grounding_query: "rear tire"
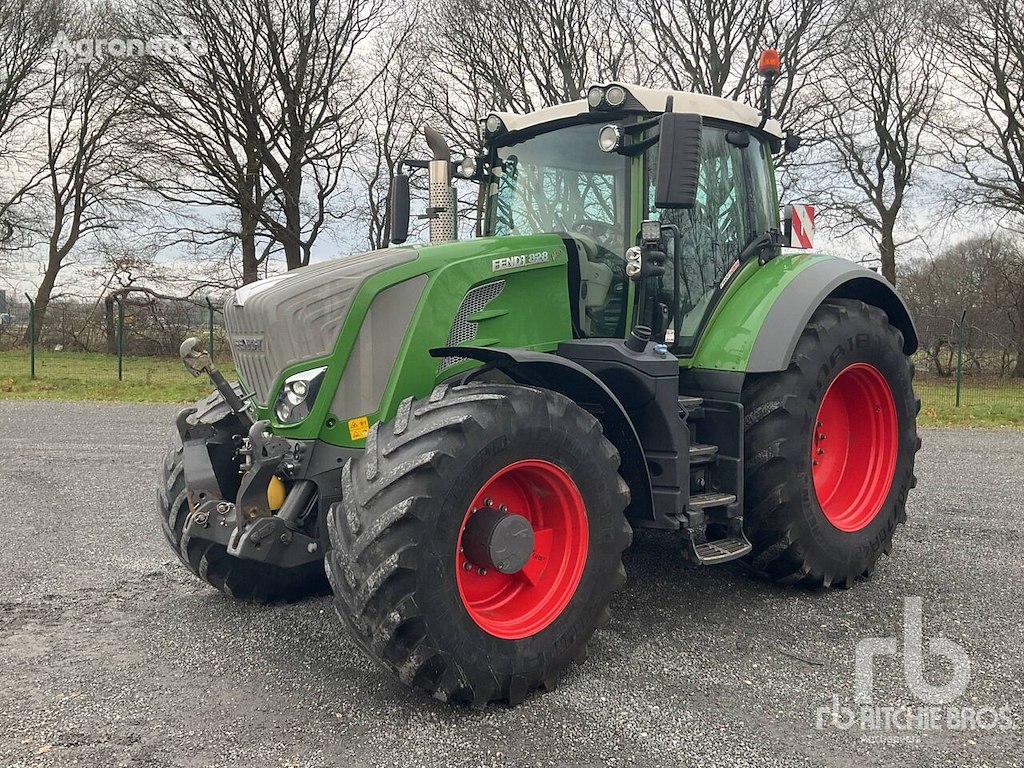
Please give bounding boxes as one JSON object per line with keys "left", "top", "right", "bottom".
{"left": 325, "top": 383, "right": 631, "bottom": 706}
{"left": 156, "top": 389, "right": 330, "bottom": 603}
{"left": 740, "top": 299, "right": 920, "bottom": 587}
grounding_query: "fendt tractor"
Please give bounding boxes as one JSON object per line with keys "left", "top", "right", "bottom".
{"left": 159, "top": 51, "right": 920, "bottom": 706}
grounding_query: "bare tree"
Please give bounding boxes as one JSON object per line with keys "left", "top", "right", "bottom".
{"left": 901, "top": 234, "right": 1024, "bottom": 376}
{"left": 250, "top": 0, "right": 388, "bottom": 269}
{"left": 89, "top": 246, "right": 206, "bottom": 353}
{"left": 130, "top": 0, "right": 280, "bottom": 284}
{"left": 425, "top": 0, "right": 633, "bottom": 150}
{"left": 983, "top": 237, "right": 1024, "bottom": 376}
{"left": 0, "top": 0, "right": 65, "bottom": 245}
{"left": 804, "top": 0, "right": 940, "bottom": 285}
{"left": 632, "top": 0, "right": 769, "bottom": 98}
{"left": 21, "top": 21, "right": 139, "bottom": 340}
{"left": 629, "top": 0, "right": 845, "bottom": 144}
{"left": 133, "top": 0, "right": 389, "bottom": 281}
{"left": 348, "top": 18, "right": 429, "bottom": 250}
{"left": 935, "top": 0, "right": 1024, "bottom": 230}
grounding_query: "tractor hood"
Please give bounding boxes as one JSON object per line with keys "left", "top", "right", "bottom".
{"left": 223, "top": 248, "right": 418, "bottom": 404}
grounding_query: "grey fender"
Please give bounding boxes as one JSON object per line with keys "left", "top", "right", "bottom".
{"left": 747, "top": 259, "right": 919, "bottom": 373}
{"left": 430, "top": 346, "right": 656, "bottom": 525}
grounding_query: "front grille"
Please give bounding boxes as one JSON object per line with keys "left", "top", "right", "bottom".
{"left": 223, "top": 248, "right": 417, "bottom": 404}
{"left": 438, "top": 280, "right": 505, "bottom": 371}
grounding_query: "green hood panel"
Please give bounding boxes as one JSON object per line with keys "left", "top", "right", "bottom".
{"left": 240, "top": 234, "right": 574, "bottom": 445}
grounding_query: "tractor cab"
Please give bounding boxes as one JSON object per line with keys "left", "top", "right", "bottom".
{"left": 478, "top": 84, "right": 784, "bottom": 354}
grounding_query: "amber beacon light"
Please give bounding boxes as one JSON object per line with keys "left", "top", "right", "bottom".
{"left": 758, "top": 48, "right": 781, "bottom": 78}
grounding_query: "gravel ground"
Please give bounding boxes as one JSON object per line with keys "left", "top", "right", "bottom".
{"left": 0, "top": 399, "right": 1021, "bottom": 768}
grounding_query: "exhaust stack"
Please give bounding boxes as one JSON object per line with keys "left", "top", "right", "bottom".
{"left": 425, "top": 127, "right": 457, "bottom": 244}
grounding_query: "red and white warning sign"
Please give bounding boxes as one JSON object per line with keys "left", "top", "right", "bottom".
{"left": 785, "top": 204, "right": 815, "bottom": 249}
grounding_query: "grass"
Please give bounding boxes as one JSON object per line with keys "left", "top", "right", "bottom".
{"left": 0, "top": 350, "right": 237, "bottom": 403}
{"left": 914, "top": 377, "right": 1024, "bottom": 429}
{"left": 0, "top": 350, "right": 1021, "bottom": 428}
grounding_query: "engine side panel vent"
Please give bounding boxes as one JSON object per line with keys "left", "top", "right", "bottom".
{"left": 439, "top": 280, "right": 505, "bottom": 371}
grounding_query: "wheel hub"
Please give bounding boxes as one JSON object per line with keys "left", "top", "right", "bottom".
{"left": 462, "top": 506, "right": 535, "bottom": 574}
{"left": 455, "top": 459, "right": 589, "bottom": 640}
{"left": 811, "top": 362, "right": 898, "bottom": 532}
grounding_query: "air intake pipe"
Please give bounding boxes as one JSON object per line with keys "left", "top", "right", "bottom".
{"left": 425, "top": 127, "right": 457, "bottom": 244}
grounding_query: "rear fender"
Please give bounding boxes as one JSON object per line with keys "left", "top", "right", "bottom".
{"left": 694, "top": 255, "right": 918, "bottom": 375}
{"left": 430, "top": 346, "right": 656, "bottom": 526}
{"left": 747, "top": 260, "right": 918, "bottom": 373}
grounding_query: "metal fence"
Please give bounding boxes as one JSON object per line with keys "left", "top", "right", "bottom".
{"left": 918, "top": 367, "right": 1024, "bottom": 409}
{"left": 912, "top": 310, "right": 1024, "bottom": 413}
{"left": 1, "top": 290, "right": 1022, "bottom": 419}
{"left": 0, "top": 288, "right": 231, "bottom": 385}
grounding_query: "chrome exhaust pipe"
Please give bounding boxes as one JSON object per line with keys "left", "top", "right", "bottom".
{"left": 425, "top": 127, "right": 457, "bottom": 244}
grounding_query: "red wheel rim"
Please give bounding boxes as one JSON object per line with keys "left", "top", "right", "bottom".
{"left": 811, "top": 363, "right": 898, "bottom": 532}
{"left": 455, "top": 459, "right": 589, "bottom": 639}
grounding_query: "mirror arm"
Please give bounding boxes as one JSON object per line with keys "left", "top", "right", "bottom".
{"left": 622, "top": 115, "right": 661, "bottom": 136}
{"left": 738, "top": 229, "right": 786, "bottom": 265}
{"left": 659, "top": 222, "right": 681, "bottom": 349}
{"left": 619, "top": 135, "right": 659, "bottom": 157}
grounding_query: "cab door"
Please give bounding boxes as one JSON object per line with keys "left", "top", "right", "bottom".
{"left": 641, "top": 124, "right": 776, "bottom": 354}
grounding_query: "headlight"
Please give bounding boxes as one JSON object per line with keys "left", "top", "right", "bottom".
{"left": 598, "top": 124, "right": 622, "bottom": 153}
{"left": 625, "top": 246, "right": 643, "bottom": 279}
{"left": 456, "top": 156, "right": 477, "bottom": 179}
{"left": 605, "top": 85, "right": 626, "bottom": 107}
{"left": 484, "top": 114, "right": 505, "bottom": 136}
{"left": 587, "top": 84, "right": 632, "bottom": 110}
{"left": 273, "top": 366, "right": 327, "bottom": 424}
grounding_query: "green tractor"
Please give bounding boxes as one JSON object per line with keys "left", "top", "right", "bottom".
{"left": 160, "top": 55, "right": 919, "bottom": 706}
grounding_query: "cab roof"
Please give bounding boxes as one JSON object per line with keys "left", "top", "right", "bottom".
{"left": 489, "top": 82, "right": 784, "bottom": 141}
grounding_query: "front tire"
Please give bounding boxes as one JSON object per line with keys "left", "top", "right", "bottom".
{"left": 325, "top": 383, "right": 631, "bottom": 706}
{"left": 156, "top": 389, "right": 330, "bottom": 603}
{"left": 740, "top": 299, "right": 920, "bottom": 587}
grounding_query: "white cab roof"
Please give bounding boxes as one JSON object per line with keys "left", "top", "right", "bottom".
{"left": 490, "top": 82, "right": 784, "bottom": 140}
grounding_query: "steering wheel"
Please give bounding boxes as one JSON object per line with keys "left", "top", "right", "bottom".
{"left": 566, "top": 230, "right": 623, "bottom": 267}
{"left": 571, "top": 218, "right": 617, "bottom": 240}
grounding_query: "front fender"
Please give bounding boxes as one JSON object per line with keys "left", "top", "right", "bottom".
{"left": 430, "top": 346, "right": 656, "bottom": 526}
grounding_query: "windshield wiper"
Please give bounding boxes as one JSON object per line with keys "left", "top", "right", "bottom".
{"left": 738, "top": 228, "right": 785, "bottom": 265}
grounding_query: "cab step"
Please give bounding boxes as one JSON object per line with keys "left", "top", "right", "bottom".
{"left": 678, "top": 395, "right": 705, "bottom": 421}
{"left": 687, "top": 491, "right": 736, "bottom": 509}
{"left": 689, "top": 535, "right": 752, "bottom": 565}
{"left": 689, "top": 442, "right": 719, "bottom": 464}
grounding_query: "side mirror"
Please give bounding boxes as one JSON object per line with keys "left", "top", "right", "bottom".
{"left": 654, "top": 112, "right": 702, "bottom": 209}
{"left": 390, "top": 172, "right": 410, "bottom": 245}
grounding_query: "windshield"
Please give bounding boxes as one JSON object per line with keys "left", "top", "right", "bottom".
{"left": 487, "top": 123, "right": 629, "bottom": 250}
{"left": 486, "top": 122, "right": 631, "bottom": 338}
{"left": 480, "top": 119, "right": 776, "bottom": 347}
